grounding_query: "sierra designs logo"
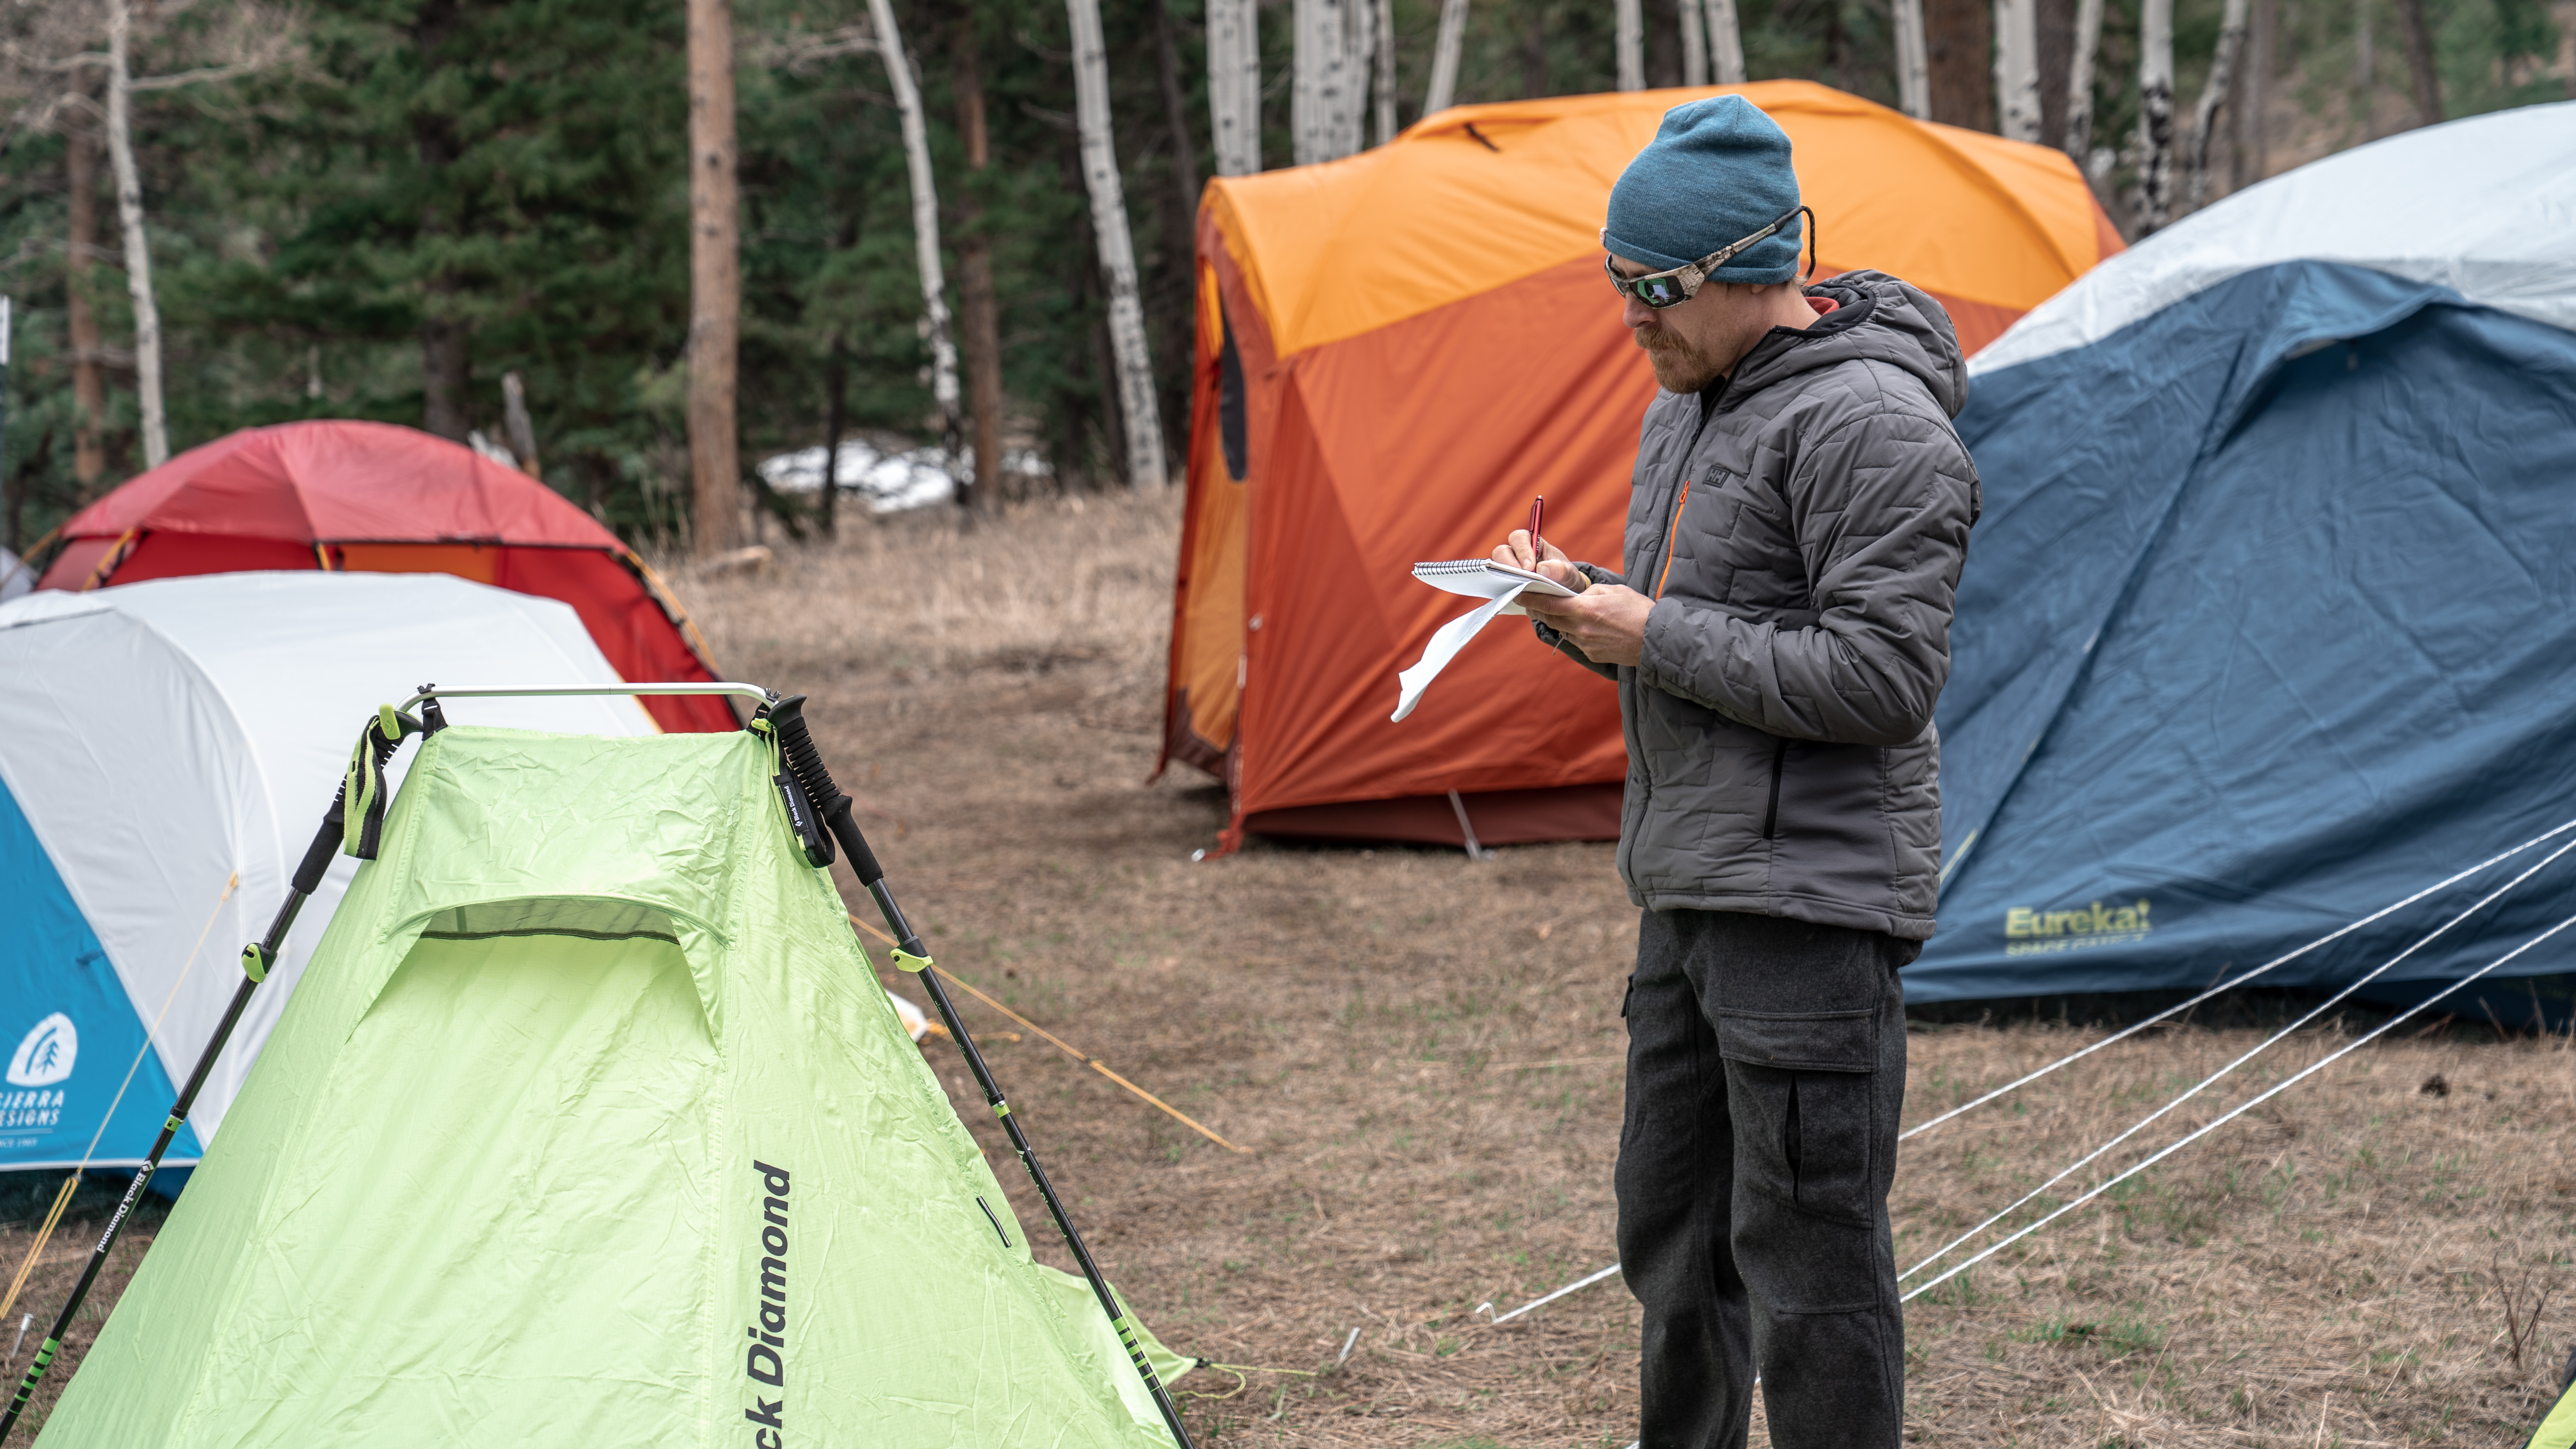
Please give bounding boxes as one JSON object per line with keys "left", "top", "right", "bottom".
{"left": 7, "top": 1013, "right": 77, "bottom": 1088}
{"left": 2003, "top": 898, "right": 2153, "bottom": 957}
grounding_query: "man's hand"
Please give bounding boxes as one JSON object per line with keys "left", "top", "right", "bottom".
{"left": 1523, "top": 582, "right": 1653, "bottom": 667}
{"left": 1493, "top": 530, "right": 1587, "bottom": 591}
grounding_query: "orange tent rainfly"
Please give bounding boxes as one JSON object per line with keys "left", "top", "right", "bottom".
{"left": 1161, "top": 81, "right": 2122, "bottom": 853}
{"left": 33, "top": 419, "right": 735, "bottom": 732}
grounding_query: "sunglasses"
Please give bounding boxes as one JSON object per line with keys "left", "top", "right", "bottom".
{"left": 1601, "top": 205, "right": 1814, "bottom": 310}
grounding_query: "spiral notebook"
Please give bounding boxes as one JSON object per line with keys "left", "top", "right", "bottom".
{"left": 1392, "top": 560, "right": 1581, "bottom": 723}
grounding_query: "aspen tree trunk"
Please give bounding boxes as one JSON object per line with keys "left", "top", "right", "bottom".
{"left": 1373, "top": 0, "right": 1399, "bottom": 143}
{"left": 1617, "top": 0, "right": 1646, "bottom": 89}
{"left": 1893, "top": 0, "right": 1932, "bottom": 115}
{"left": 1424, "top": 0, "right": 1469, "bottom": 112}
{"left": 1993, "top": 0, "right": 2041, "bottom": 139}
{"left": 1681, "top": 0, "right": 1710, "bottom": 85}
{"left": 1294, "top": 0, "right": 1367, "bottom": 163}
{"left": 867, "top": 0, "right": 963, "bottom": 499}
{"left": 104, "top": 0, "right": 167, "bottom": 469}
{"left": 1207, "top": 0, "right": 1262, "bottom": 174}
{"left": 66, "top": 118, "right": 106, "bottom": 495}
{"left": 686, "top": 0, "right": 740, "bottom": 555}
{"left": 1066, "top": 0, "right": 1168, "bottom": 490}
{"left": 2183, "top": 0, "right": 2249, "bottom": 210}
{"left": 1704, "top": 0, "right": 1747, "bottom": 82}
{"left": 1294, "top": 0, "right": 1331, "bottom": 162}
{"left": 2064, "top": 0, "right": 2102, "bottom": 152}
{"left": 2391, "top": 0, "right": 2440, "bottom": 127}
{"left": 2135, "top": 0, "right": 2176, "bottom": 232}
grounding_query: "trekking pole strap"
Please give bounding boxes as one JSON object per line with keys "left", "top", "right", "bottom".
{"left": 763, "top": 696, "right": 887, "bottom": 887}
{"left": 340, "top": 706, "right": 425, "bottom": 861}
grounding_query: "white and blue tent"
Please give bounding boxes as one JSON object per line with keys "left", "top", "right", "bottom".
{"left": 1913, "top": 103, "right": 2576, "bottom": 1015}
{"left": 0, "top": 572, "right": 658, "bottom": 1181}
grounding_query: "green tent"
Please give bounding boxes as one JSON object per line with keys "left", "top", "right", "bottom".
{"left": 2529, "top": 1349, "right": 2576, "bottom": 1449}
{"left": 35, "top": 724, "right": 1191, "bottom": 1445}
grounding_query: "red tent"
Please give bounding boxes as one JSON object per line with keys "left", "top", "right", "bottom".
{"left": 33, "top": 420, "right": 736, "bottom": 732}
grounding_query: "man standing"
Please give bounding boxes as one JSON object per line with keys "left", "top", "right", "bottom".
{"left": 1500, "top": 97, "right": 1978, "bottom": 1449}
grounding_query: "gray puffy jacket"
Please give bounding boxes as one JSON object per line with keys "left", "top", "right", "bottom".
{"left": 1537, "top": 270, "right": 1978, "bottom": 940}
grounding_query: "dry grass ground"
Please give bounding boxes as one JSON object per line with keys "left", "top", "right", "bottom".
{"left": 7, "top": 491, "right": 2573, "bottom": 1445}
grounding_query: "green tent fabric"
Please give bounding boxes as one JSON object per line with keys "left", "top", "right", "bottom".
{"left": 36, "top": 725, "right": 1191, "bottom": 1446}
{"left": 2530, "top": 1357, "right": 2576, "bottom": 1449}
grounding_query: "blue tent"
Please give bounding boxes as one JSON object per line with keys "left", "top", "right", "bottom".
{"left": 1911, "top": 103, "right": 2576, "bottom": 1016}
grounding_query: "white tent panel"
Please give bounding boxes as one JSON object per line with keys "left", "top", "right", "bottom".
{"left": 0, "top": 572, "right": 659, "bottom": 1160}
{"left": 1977, "top": 100, "right": 2576, "bottom": 374}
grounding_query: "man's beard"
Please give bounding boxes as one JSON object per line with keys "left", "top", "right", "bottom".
{"left": 1635, "top": 324, "right": 1725, "bottom": 395}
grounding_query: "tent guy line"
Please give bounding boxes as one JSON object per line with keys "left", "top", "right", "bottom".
{"left": 1468, "top": 812, "right": 2576, "bottom": 1329}
{"left": 1899, "top": 810, "right": 2576, "bottom": 1142}
{"left": 1897, "top": 826, "right": 2576, "bottom": 1288}
{"left": 1898, "top": 908, "right": 2576, "bottom": 1305}
{"left": 847, "top": 912, "right": 1251, "bottom": 1154}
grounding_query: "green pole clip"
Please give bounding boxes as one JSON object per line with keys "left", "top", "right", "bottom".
{"left": 240, "top": 943, "right": 273, "bottom": 983}
{"left": 890, "top": 949, "right": 933, "bottom": 974}
{"left": 992, "top": 1100, "right": 1012, "bottom": 1120}
{"left": 164, "top": 1113, "right": 185, "bottom": 1134}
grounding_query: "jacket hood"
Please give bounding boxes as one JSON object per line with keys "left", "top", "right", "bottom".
{"left": 1725, "top": 270, "right": 1970, "bottom": 418}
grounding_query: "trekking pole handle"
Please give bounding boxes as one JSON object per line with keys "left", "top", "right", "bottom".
{"left": 764, "top": 696, "right": 923, "bottom": 951}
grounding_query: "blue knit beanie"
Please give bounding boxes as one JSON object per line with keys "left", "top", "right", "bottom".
{"left": 1604, "top": 97, "right": 1803, "bottom": 284}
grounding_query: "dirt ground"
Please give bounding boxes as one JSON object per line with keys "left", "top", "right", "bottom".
{"left": 7, "top": 490, "right": 2573, "bottom": 1445}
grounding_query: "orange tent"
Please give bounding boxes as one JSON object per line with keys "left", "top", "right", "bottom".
{"left": 1160, "top": 81, "right": 2121, "bottom": 852}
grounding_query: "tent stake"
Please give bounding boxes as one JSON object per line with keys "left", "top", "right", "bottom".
{"left": 765, "top": 695, "right": 1197, "bottom": 1449}
{"left": 0, "top": 715, "right": 409, "bottom": 1443}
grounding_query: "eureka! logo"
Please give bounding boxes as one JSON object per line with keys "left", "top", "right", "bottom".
{"left": 2002, "top": 899, "right": 2152, "bottom": 957}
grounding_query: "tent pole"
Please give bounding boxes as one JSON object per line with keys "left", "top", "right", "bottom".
{"left": 763, "top": 696, "right": 1198, "bottom": 1449}
{"left": 0, "top": 723, "right": 405, "bottom": 1442}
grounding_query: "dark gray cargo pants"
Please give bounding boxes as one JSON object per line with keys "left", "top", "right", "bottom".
{"left": 1617, "top": 908, "right": 1912, "bottom": 1449}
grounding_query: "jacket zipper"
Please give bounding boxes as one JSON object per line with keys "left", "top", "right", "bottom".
{"left": 1629, "top": 388, "right": 1735, "bottom": 887}
{"left": 1644, "top": 391, "right": 1727, "bottom": 601}
{"left": 1761, "top": 736, "right": 1787, "bottom": 840}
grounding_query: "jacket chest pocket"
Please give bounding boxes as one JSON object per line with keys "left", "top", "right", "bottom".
{"left": 1716, "top": 1009, "right": 1877, "bottom": 1227}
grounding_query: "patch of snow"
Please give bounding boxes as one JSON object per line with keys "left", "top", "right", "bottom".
{"left": 757, "top": 439, "right": 1052, "bottom": 514}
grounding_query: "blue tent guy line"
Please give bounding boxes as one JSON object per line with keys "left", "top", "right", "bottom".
{"left": 1910, "top": 102, "right": 2576, "bottom": 1009}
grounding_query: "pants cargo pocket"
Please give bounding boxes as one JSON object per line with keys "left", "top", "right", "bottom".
{"left": 1716, "top": 1009, "right": 1878, "bottom": 1227}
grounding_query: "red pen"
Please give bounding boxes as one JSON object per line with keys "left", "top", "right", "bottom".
{"left": 1527, "top": 495, "right": 1546, "bottom": 572}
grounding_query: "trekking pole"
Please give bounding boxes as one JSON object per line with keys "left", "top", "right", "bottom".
{"left": 760, "top": 695, "right": 1197, "bottom": 1449}
{"left": 0, "top": 708, "right": 422, "bottom": 1442}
